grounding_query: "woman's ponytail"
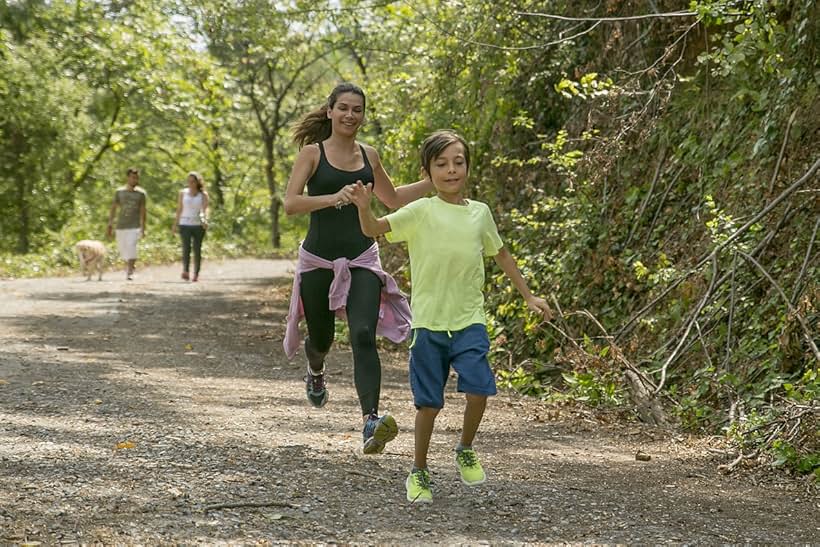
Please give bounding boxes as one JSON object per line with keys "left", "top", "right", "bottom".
{"left": 291, "top": 82, "right": 366, "bottom": 149}
{"left": 292, "top": 107, "right": 332, "bottom": 149}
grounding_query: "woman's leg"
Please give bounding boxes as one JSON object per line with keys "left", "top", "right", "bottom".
{"left": 299, "top": 268, "right": 336, "bottom": 408}
{"left": 345, "top": 268, "right": 383, "bottom": 416}
{"left": 299, "top": 268, "right": 336, "bottom": 370}
{"left": 180, "top": 226, "right": 193, "bottom": 274}
{"left": 348, "top": 268, "right": 397, "bottom": 454}
{"left": 192, "top": 225, "right": 205, "bottom": 275}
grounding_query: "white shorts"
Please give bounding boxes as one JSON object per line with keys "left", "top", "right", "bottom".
{"left": 116, "top": 228, "right": 141, "bottom": 260}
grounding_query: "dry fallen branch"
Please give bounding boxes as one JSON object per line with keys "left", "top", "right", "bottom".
{"left": 644, "top": 166, "right": 685, "bottom": 246}
{"left": 706, "top": 158, "right": 819, "bottom": 266}
{"left": 546, "top": 309, "right": 671, "bottom": 424}
{"left": 550, "top": 294, "right": 575, "bottom": 341}
{"left": 617, "top": 158, "right": 820, "bottom": 341}
{"left": 402, "top": 0, "right": 604, "bottom": 51}
{"left": 544, "top": 320, "right": 582, "bottom": 351}
{"left": 767, "top": 109, "right": 798, "bottom": 195}
{"left": 654, "top": 254, "right": 718, "bottom": 393}
{"left": 790, "top": 215, "right": 820, "bottom": 305}
{"left": 516, "top": 10, "right": 698, "bottom": 22}
{"left": 737, "top": 251, "right": 820, "bottom": 362}
{"left": 718, "top": 450, "right": 759, "bottom": 473}
{"left": 722, "top": 252, "right": 738, "bottom": 369}
{"left": 625, "top": 146, "right": 667, "bottom": 249}
{"left": 720, "top": 404, "right": 818, "bottom": 474}
{"left": 202, "top": 500, "right": 300, "bottom": 512}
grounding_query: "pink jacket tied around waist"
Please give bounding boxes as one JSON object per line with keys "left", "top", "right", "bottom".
{"left": 283, "top": 242, "right": 412, "bottom": 360}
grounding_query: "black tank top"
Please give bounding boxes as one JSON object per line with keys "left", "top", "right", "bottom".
{"left": 302, "top": 141, "right": 375, "bottom": 260}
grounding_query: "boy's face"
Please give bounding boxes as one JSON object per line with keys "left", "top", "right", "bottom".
{"left": 327, "top": 92, "right": 364, "bottom": 137}
{"left": 428, "top": 142, "right": 468, "bottom": 198}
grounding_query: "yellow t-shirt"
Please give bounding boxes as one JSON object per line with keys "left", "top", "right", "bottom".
{"left": 385, "top": 196, "right": 503, "bottom": 331}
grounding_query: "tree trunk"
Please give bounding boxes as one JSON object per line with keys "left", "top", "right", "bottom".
{"left": 7, "top": 127, "right": 31, "bottom": 254}
{"left": 270, "top": 198, "right": 280, "bottom": 248}
{"left": 264, "top": 137, "right": 280, "bottom": 248}
{"left": 16, "top": 178, "right": 30, "bottom": 254}
{"left": 211, "top": 132, "right": 225, "bottom": 207}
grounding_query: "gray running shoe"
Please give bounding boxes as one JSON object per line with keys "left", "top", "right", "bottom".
{"left": 362, "top": 413, "right": 398, "bottom": 454}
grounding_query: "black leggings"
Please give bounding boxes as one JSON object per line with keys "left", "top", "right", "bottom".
{"left": 179, "top": 225, "right": 206, "bottom": 274}
{"left": 300, "top": 267, "right": 382, "bottom": 415}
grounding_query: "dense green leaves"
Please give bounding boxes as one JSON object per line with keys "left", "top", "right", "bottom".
{"left": 1, "top": 0, "right": 816, "bottom": 474}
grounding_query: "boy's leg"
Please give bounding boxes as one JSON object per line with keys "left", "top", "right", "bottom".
{"left": 406, "top": 406, "right": 438, "bottom": 504}
{"left": 405, "top": 329, "right": 448, "bottom": 502}
{"left": 461, "top": 393, "right": 488, "bottom": 448}
{"left": 450, "top": 325, "right": 496, "bottom": 485}
{"left": 414, "top": 406, "right": 439, "bottom": 469}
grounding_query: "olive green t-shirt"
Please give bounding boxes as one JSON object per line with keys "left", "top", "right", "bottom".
{"left": 114, "top": 187, "right": 147, "bottom": 229}
{"left": 384, "top": 196, "right": 503, "bottom": 331}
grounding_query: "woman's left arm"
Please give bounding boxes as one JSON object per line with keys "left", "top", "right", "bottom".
{"left": 366, "top": 146, "right": 433, "bottom": 209}
{"left": 201, "top": 192, "right": 209, "bottom": 229}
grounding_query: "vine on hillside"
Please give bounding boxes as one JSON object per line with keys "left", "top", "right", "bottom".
{"left": 483, "top": 0, "right": 818, "bottom": 477}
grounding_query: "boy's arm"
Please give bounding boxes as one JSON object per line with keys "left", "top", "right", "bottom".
{"left": 493, "top": 247, "right": 553, "bottom": 320}
{"left": 350, "top": 182, "right": 392, "bottom": 237}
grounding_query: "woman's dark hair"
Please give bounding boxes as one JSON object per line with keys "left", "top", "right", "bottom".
{"left": 420, "top": 130, "right": 470, "bottom": 176}
{"left": 187, "top": 171, "right": 204, "bottom": 192}
{"left": 291, "top": 82, "right": 366, "bottom": 148}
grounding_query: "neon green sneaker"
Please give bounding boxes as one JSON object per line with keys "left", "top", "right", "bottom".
{"left": 455, "top": 448, "right": 486, "bottom": 485}
{"left": 405, "top": 468, "right": 433, "bottom": 503}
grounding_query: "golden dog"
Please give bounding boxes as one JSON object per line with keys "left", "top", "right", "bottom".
{"left": 75, "top": 239, "right": 107, "bottom": 281}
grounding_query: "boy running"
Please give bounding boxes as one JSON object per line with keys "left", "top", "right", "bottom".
{"left": 349, "top": 130, "right": 552, "bottom": 503}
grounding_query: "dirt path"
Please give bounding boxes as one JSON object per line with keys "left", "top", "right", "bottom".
{"left": 0, "top": 259, "right": 816, "bottom": 544}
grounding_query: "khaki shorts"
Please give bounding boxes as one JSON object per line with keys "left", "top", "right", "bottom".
{"left": 115, "top": 228, "right": 141, "bottom": 260}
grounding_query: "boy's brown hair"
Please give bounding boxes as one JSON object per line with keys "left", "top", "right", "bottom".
{"left": 420, "top": 130, "right": 470, "bottom": 177}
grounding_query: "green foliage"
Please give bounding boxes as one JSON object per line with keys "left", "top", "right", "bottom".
{"left": 496, "top": 366, "right": 544, "bottom": 397}
{"left": 554, "top": 73, "right": 613, "bottom": 100}
{"left": 783, "top": 369, "right": 820, "bottom": 403}
{"left": 770, "top": 439, "right": 819, "bottom": 477}
{"left": 693, "top": 0, "right": 787, "bottom": 78}
{"left": 556, "top": 370, "right": 623, "bottom": 407}
{"left": 1, "top": 0, "right": 818, "bottom": 476}
{"left": 724, "top": 397, "right": 820, "bottom": 478}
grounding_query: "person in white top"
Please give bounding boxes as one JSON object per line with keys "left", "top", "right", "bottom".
{"left": 172, "top": 172, "right": 209, "bottom": 282}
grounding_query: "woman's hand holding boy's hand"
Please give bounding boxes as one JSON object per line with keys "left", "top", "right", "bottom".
{"left": 349, "top": 180, "right": 374, "bottom": 209}
{"left": 333, "top": 184, "right": 356, "bottom": 209}
{"left": 526, "top": 296, "right": 553, "bottom": 321}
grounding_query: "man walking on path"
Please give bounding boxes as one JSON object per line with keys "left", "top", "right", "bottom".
{"left": 107, "top": 167, "right": 147, "bottom": 280}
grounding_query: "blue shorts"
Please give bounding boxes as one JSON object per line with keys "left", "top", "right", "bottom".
{"left": 409, "top": 324, "right": 497, "bottom": 409}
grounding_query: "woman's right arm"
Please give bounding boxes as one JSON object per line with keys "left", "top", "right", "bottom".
{"left": 284, "top": 145, "right": 353, "bottom": 215}
{"left": 172, "top": 190, "right": 183, "bottom": 234}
